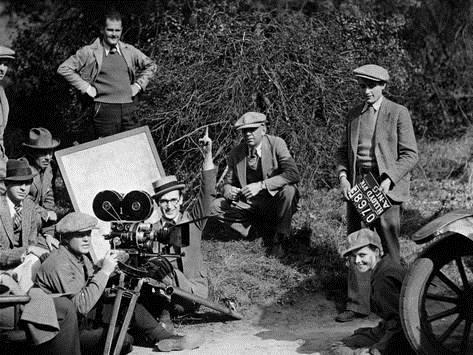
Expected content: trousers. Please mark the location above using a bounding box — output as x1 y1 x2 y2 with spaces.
93 100 139 138
211 184 298 237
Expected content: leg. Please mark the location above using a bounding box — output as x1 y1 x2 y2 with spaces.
375 203 401 263
120 101 140 132
35 297 81 355
267 185 298 236
210 197 255 237
93 102 122 138
344 202 370 316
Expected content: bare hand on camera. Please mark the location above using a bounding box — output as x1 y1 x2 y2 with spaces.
101 250 118 276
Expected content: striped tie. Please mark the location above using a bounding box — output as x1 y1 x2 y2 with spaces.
13 204 22 232
248 147 258 170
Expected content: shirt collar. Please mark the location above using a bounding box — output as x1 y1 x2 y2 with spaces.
362 96 383 113
103 42 122 56
7 196 21 216
248 142 263 157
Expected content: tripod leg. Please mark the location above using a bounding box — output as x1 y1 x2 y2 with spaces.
104 274 125 355
112 279 144 355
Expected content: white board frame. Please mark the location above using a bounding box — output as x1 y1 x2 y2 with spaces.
55 126 165 260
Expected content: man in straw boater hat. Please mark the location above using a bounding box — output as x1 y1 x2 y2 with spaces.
334 64 418 322
36 211 203 353
329 229 414 355
210 112 300 257
23 127 60 228
0 45 15 193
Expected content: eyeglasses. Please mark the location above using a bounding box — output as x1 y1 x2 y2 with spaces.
158 198 180 206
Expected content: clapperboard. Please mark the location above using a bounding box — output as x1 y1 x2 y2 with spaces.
347 172 392 225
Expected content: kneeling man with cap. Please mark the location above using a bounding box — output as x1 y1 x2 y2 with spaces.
335 64 418 322
211 112 300 257
36 212 202 353
330 229 414 355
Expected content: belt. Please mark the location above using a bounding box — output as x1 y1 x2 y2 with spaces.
356 165 378 177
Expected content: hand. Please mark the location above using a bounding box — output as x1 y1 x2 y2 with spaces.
131 83 141 96
198 127 212 156
339 176 351 200
223 185 241 201
101 250 118 276
241 182 262 199
380 178 391 194
45 234 59 251
86 85 97 98
47 210 57 222
355 348 372 355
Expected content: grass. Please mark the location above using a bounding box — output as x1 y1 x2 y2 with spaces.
202 128 473 314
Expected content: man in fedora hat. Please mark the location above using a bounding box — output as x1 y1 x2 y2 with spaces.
23 127 60 226
0 45 15 193
330 229 414 355
335 64 418 322
0 158 53 290
148 128 216 317
57 9 156 138
36 211 202 353
211 112 300 257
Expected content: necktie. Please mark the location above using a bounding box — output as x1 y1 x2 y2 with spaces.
248 147 258 170
110 46 117 54
13 204 22 232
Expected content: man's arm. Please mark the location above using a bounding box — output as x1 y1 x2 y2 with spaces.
130 46 157 92
57 46 94 94
263 137 300 193
0 247 27 268
382 107 418 186
222 153 241 200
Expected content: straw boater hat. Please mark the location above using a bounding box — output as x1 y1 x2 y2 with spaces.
22 128 60 150
353 64 390 83
5 158 36 181
152 176 185 199
0 46 15 60
341 229 383 257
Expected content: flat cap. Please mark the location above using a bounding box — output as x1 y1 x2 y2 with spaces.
341 228 383 257
354 64 389 82
56 212 98 234
234 112 267 130
0 46 15 60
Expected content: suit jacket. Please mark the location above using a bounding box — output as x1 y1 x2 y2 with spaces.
335 98 418 202
0 86 8 186
224 135 300 195
0 195 43 268
28 164 55 222
57 38 157 94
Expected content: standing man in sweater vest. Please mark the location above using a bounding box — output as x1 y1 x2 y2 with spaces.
335 65 418 322
57 10 157 138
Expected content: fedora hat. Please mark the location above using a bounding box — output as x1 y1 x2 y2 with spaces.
5 158 36 181
152 175 185 199
22 128 60 150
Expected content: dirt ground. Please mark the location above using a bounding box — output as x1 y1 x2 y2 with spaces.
129 293 379 354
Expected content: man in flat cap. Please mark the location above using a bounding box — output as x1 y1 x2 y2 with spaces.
211 112 300 257
147 128 216 325
57 9 157 138
0 45 15 193
36 211 202 353
330 229 414 355
335 64 418 322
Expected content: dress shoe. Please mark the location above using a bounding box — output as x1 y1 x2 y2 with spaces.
334 310 367 322
156 334 203 352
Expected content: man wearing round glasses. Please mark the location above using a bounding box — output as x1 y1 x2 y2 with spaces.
149 129 216 315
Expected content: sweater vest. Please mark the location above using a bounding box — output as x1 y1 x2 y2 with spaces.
94 50 132 103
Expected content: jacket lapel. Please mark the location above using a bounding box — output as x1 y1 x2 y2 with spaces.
350 108 362 158
93 39 104 73
0 195 15 246
21 201 32 247
374 99 389 144
0 87 8 125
